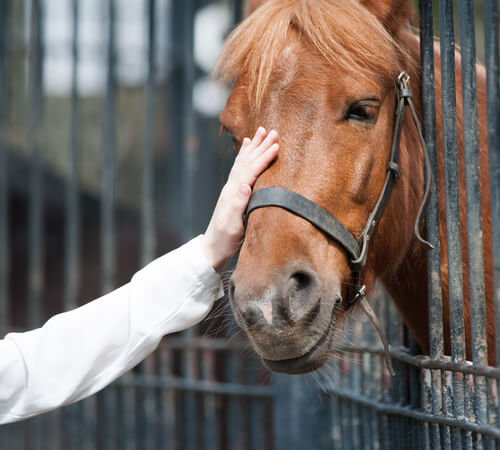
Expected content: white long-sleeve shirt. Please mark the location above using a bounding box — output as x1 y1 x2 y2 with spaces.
0 235 223 424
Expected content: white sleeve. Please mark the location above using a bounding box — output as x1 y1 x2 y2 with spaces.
0 235 223 424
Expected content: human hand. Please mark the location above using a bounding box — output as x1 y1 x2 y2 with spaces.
201 127 279 272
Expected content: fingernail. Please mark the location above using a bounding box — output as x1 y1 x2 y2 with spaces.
239 184 251 198
243 137 251 145
258 126 266 134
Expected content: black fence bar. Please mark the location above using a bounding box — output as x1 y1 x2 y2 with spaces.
100 0 116 296
0 0 8 337
141 0 156 266
180 0 198 449
27 0 44 332
438 2 467 448
136 2 157 449
327 389 500 441
202 349 219 450
334 345 500 379
26 1 45 448
64 0 80 314
438 0 466 363
62 5 81 449
459 0 489 436
419 0 443 361
483 0 500 368
98 1 117 449
119 373 274 397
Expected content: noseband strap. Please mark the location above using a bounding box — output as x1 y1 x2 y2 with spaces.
246 187 361 263
245 72 432 376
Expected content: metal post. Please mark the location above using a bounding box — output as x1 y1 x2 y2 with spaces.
180 1 199 449
141 0 156 266
0 0 8 340
98 0 117 448
136 2 157 448
483 0 500 368
439 1 466 448
62 1 82 446
0 0 8 442
27 0 45 447
458 2 488 448
418 0 445 448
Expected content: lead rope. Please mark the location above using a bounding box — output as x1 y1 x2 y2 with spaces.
355 72 433 376
359 296 396 376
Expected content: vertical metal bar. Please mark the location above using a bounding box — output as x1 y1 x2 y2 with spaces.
100 0 116 296
232 0 242 26
141 0 156 266
458 2 488 445
226 352 243 449
273 373 293 450
62 2 81 446
202 349 219 450
27 1 44 447
180 1 198 449
157 343 176 449
65 0 80 313
135 2 157 449
98 1 117 449
331 394 342 450
28 0 43 333
248 362 266 450
438 2 466 448
0 0 8 339
419 2 447 448
483 0 500 367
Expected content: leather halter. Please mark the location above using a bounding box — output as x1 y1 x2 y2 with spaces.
245 72 433 375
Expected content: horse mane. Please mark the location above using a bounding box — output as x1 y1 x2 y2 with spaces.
215 0 412 112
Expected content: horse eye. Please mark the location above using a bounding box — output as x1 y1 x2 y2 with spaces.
220 125 240 150
345 102 378 122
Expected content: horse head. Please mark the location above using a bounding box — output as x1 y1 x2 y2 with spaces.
217 0 427 374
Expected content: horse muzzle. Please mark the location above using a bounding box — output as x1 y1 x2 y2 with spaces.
229 264 342 374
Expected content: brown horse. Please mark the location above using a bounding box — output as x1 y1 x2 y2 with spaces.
216 0 494 373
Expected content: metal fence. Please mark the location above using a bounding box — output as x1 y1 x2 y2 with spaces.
0 0 499 450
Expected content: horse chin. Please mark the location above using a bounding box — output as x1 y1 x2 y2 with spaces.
259 303 338 374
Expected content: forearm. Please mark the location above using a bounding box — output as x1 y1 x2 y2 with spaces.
0 236 222 424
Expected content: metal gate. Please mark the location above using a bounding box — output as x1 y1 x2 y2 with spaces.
0 1 499 450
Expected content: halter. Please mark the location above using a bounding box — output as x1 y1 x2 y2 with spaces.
245 72 433 375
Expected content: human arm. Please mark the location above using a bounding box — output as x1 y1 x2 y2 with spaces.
0 128 278 424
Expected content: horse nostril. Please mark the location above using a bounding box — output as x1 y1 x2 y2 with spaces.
291 271 313 292
241 303 263 326
286 269 320 323
229 280 236 301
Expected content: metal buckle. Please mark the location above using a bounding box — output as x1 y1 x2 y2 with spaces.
352 284 366 303
397 71 412 98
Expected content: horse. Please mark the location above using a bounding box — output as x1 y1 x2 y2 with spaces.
215 0 494 374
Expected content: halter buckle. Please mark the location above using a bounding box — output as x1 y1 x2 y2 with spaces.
352 284 366 303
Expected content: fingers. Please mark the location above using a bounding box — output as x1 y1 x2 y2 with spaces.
257 129 278 154
250 142 279 178
248 126 267 149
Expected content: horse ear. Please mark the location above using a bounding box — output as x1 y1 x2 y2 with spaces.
247 0 268 15
358 0 414 34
